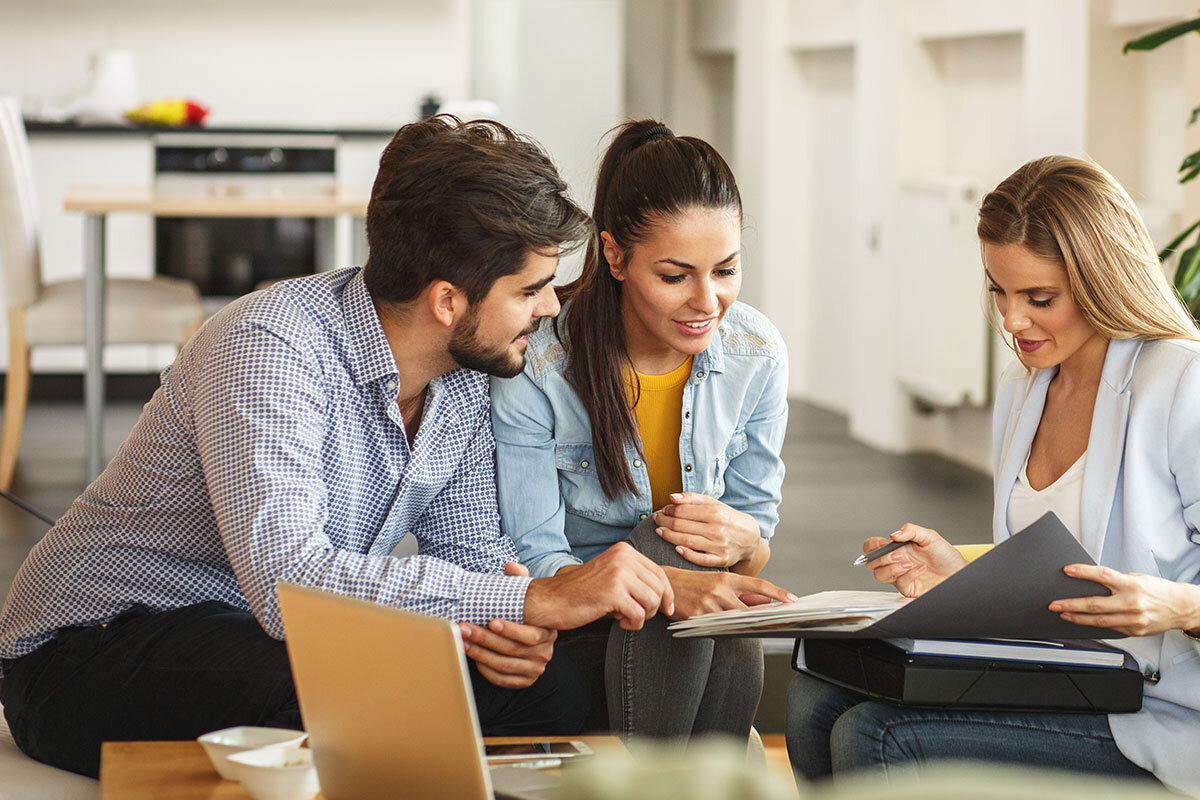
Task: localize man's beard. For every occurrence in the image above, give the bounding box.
[448,308,530,379]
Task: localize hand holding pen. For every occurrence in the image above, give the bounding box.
[857,523,968,598]
[851,536,906,566]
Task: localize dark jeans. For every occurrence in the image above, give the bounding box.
[0,600,589,778]
[559,519,763,743]
[785,670,1159,782]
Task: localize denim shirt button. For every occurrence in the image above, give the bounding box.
[580,460,589,469]
[633,459,642,468]
[684,411,691,419]
[695,371,705,380]
[684,464,693,472]
[639,513,647,520]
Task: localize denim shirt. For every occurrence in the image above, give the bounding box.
[490,301,788,579]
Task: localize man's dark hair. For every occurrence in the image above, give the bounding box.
[363,115,590,305]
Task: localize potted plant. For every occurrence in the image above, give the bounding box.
[1126,16,1200,318]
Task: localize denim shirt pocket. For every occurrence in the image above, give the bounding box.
[555,443,611,521]
[710,428,748,497]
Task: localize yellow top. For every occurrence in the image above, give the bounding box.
[630,356,694,511]
[955,544,993,562]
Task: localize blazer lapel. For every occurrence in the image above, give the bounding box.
[993,367,1055,543]
[1079,339,1141,560]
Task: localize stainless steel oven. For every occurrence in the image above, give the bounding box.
[153,134,337,300]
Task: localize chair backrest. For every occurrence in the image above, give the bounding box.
[0,95,42,311]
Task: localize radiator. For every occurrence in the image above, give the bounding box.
[894,174,990,407]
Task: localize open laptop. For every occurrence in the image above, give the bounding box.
[277,582,561,800]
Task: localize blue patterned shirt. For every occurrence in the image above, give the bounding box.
[0,267,530,663]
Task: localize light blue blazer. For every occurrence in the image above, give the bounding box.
[992,337,1200,793]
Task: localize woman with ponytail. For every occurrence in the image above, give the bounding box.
[490,120,794,741]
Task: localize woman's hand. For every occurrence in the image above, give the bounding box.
[661,565,797,621]
[654,492,762,570]
[1049,564,1200,637]
[865,523,966,598]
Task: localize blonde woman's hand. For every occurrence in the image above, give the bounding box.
[1049,564,1200,637]
[865,523,966,598]
[654,492,761,569]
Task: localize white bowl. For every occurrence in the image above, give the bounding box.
[225,746,320,800]
[197,726,308,780]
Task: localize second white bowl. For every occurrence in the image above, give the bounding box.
[197,726,308,781]
[225,746,320,800]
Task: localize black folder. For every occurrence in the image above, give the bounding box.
[795,638,1144,713]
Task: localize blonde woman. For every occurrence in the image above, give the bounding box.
[786,156,1200,793]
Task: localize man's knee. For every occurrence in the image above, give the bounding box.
[540,647,592,733]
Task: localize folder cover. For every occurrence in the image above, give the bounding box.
[670,513,1122,640]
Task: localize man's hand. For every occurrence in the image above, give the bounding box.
[522,542,675,631]
[459,617,557,689]
[663,566,797,620]
[458,561,557,689]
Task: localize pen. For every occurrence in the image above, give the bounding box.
[851,536,906,566]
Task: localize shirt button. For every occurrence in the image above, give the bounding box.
[580,460,589,469]
[684,411,691,419]
[684,463,693,472]
[385,379,397,392]
[639,513,648,520]
[633,459,642,468]
[695,371,705,380]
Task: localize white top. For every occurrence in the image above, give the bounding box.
[1006,450,1086,541]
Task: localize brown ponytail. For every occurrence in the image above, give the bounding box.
[555,120,741,500]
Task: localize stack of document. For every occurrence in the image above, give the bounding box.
[668,590,910,638]
[885,638,1127,668]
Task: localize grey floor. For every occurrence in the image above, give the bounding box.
[0,391,993,733]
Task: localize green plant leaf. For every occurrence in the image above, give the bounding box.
[1124,17,1200,52]
[1175,242,1200,302]
[1179,149,1200,172]
[1158,219,1200,261]
[1182,166,1200,184]
[1190,105,1200,126]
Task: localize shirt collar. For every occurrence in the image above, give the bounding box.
[342,270,399,386]
[693,322,726,374]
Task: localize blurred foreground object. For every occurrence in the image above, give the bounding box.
[813,762,1178,800]
[558,739,1178,800]
[125,98,209,126]
[561,738,793,800]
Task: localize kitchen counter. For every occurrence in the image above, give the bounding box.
[25,120,400,138]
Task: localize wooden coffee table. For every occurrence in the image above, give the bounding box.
[99,736,625,799]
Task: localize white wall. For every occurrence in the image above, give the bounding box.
[473,0,625,281]
[627,0,1200,474]
[0,0,473,127]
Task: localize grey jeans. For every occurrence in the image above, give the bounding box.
[559,518,764,742]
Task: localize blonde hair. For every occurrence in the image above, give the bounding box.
[977,155,1200,346]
